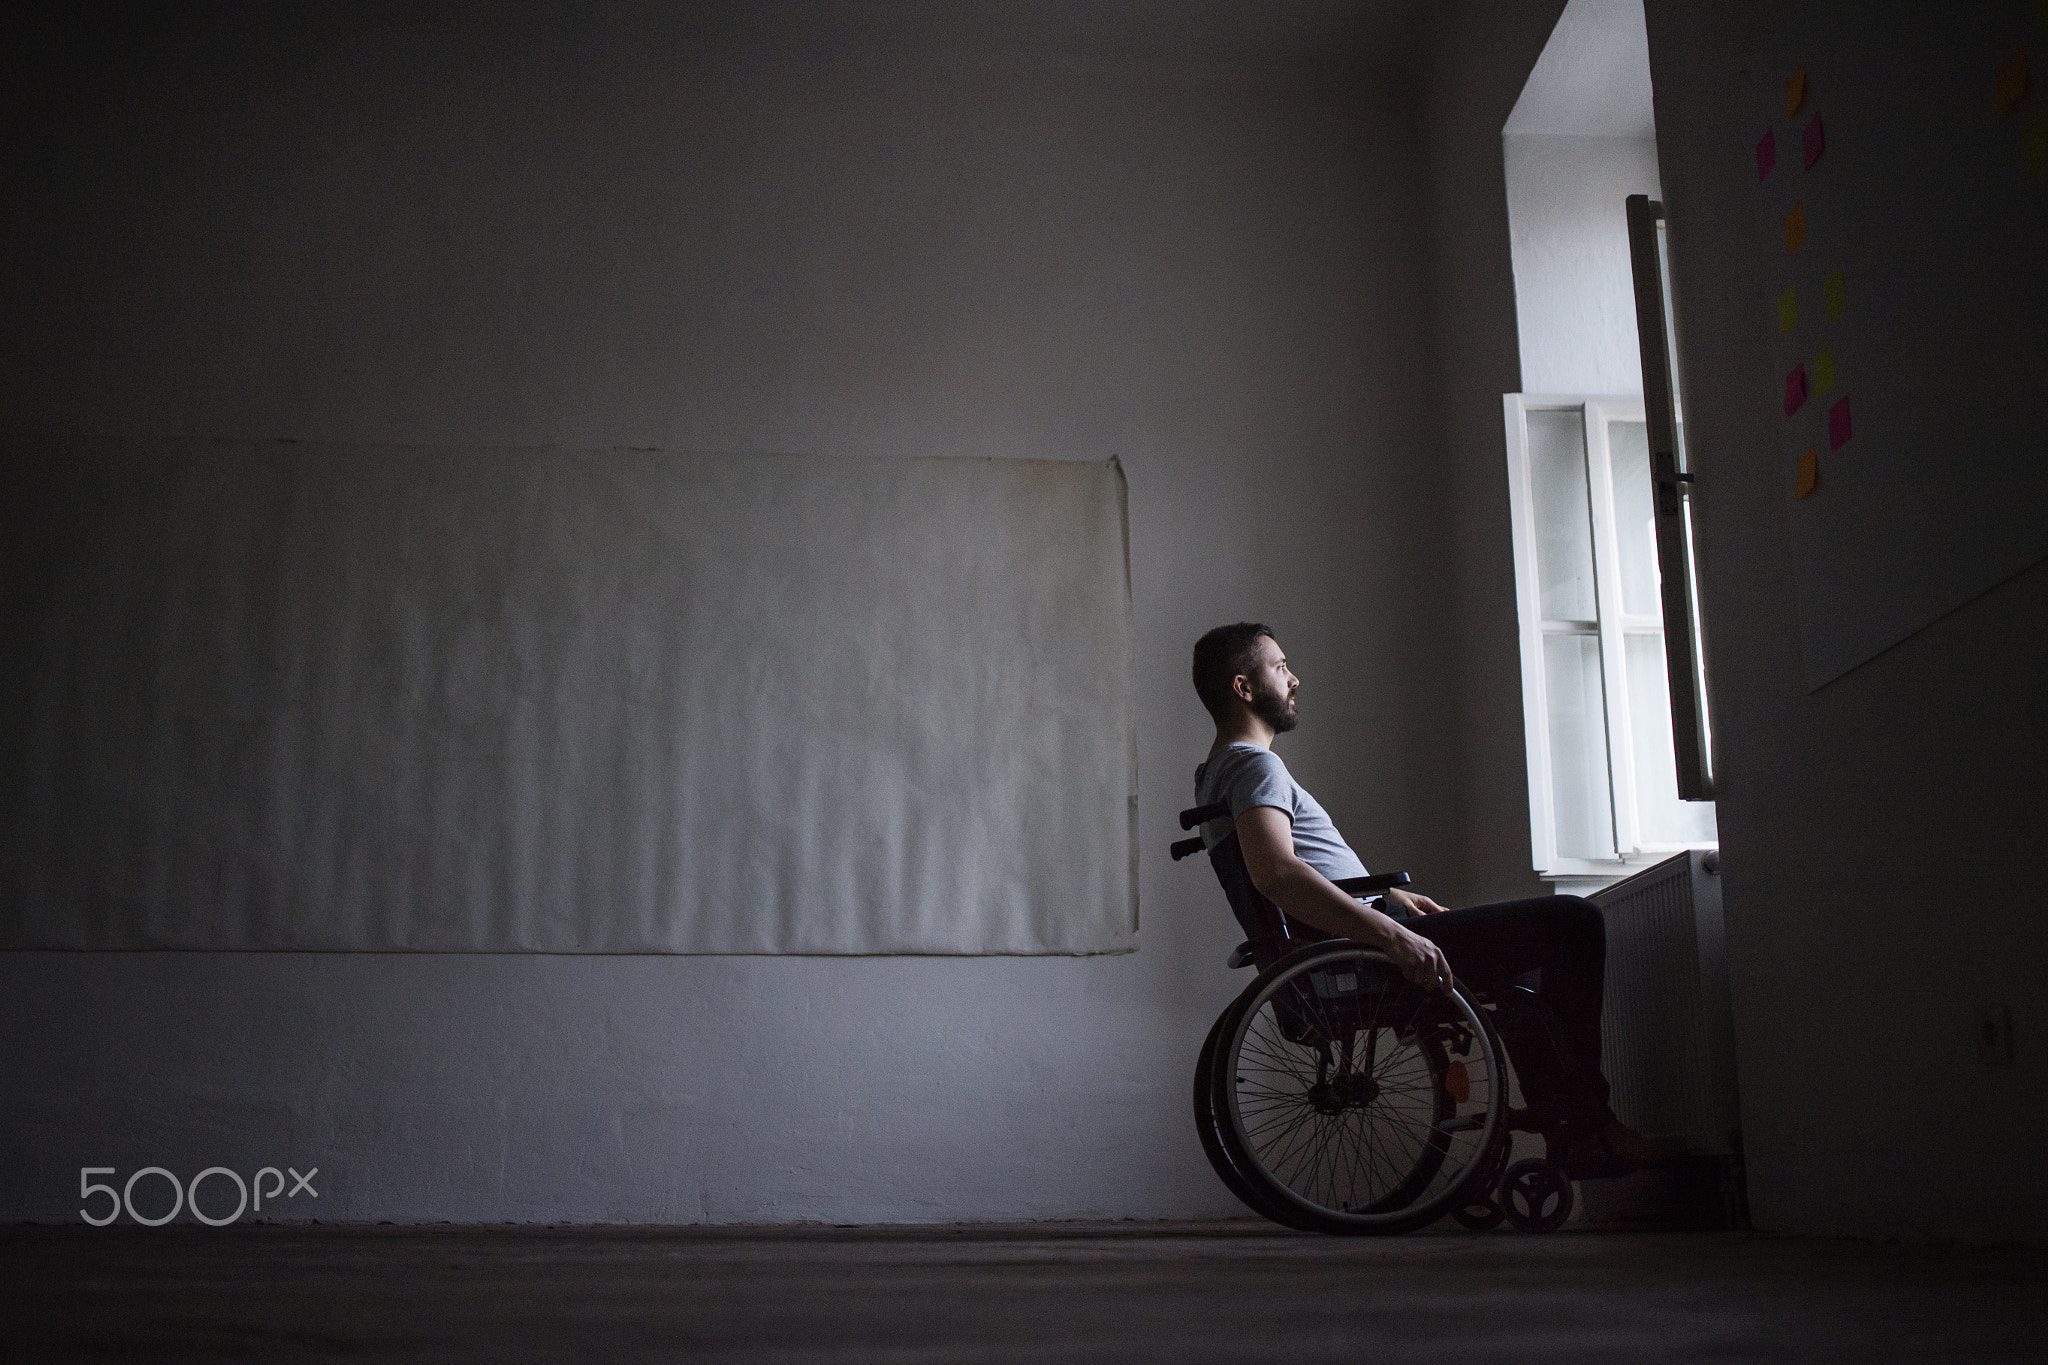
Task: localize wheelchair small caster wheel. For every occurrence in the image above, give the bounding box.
[1450,1196,1505,1231]
[1500,1159,1573,1233]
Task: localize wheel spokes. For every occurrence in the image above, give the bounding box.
[1220,952,1502,1228]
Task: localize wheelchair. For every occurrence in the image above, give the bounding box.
[1174,802,1585,1235]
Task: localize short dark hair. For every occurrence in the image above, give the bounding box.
[1192,622,1275,721]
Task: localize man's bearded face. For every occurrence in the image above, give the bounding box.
[1247,670,1298,733]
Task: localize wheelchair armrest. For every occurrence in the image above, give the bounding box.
[1178,802,1230,830]
[1169,835,1207,862]
[1331,871,1411,895]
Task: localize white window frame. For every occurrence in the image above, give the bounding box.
[1503,393,1718,887]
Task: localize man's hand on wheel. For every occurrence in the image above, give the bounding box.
[1384,924,1454,994]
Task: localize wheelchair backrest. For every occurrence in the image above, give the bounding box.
[1201,829,1332,971]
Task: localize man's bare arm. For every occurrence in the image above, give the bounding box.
[1234,805,1453,992]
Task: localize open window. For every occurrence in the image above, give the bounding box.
[1625,193,1715,803]
[1500,0,1715,893]
[1505,397,1716,890]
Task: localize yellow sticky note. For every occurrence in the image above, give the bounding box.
[1776,285,1799,335]
[1785,66,1808,118]
[1823,268,1847,320]
[1783,201,1807,255]
[1812,347,1836,394]
[1993,51,2031,115]
[2025,105,2048,175]
[1796,448,1819,498]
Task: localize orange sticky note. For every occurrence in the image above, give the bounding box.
[1785,66,1809,118]
[1784,201,1807,254]
[1823,268,1847,320]
[1796,448,1819,498]
[1777,285,1799,334]
[1812,346,1836,394]
[1994,51,2031,115]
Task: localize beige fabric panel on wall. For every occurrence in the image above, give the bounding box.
[0,438,1136,953]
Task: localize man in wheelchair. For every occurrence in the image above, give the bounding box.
[1190,621,1653,1185]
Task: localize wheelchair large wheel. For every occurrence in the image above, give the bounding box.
[1211,940,1505,1235]
[1194,1004,1320,1230]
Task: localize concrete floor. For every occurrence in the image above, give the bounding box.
[7,1221,2045,1363]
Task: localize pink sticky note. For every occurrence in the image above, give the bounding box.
[1828,395,1852,448]
[1802,112,1826,169]
[1756,128,1778,179]
[1784,363,1810,416]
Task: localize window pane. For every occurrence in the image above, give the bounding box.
[1682,497,1714,787]
[1656,220,1688,473]
[1527,409,1596,622]
[1543,632,1615,860]
[1625,632,1719,845]
[1607,419,1660,618]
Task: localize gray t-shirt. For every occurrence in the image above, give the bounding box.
[1193,742,1369,882]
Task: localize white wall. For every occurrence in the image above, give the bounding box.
[31,0,2032,1244]
[0,6,1459,1223]
[1420,0,1572,911]
[1503,135,1662,395]
[1502,0,1661,396]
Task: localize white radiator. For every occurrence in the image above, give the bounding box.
[1591,850,1741,1158]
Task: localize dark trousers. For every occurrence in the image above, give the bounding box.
[1400,895,1611,1114]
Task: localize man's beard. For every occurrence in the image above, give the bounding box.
[1250,683,1298,734]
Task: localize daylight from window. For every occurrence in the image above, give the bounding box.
[1500,0,1715,890]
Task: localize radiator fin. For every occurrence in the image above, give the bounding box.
[1593,853,1738,1155]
